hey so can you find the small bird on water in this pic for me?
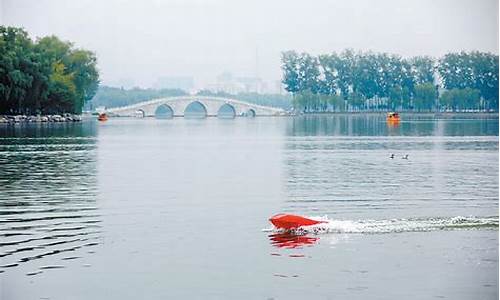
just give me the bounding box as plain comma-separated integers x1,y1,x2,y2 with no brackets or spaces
402,154,409,159
390,153,395,159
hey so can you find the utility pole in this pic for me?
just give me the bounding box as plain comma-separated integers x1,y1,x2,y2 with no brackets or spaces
255,47,259,80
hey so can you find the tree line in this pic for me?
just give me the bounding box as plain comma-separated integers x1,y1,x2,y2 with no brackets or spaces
196,90,293,110
88,85,187,109
281,50,498,112
0,26,99,115
90,87,293,110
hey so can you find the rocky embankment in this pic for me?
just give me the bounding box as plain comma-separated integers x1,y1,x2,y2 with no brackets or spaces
0,114,82,124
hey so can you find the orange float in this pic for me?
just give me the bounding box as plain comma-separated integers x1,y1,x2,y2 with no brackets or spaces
269,214,326,230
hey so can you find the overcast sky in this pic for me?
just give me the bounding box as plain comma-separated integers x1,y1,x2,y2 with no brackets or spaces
1,0,498,88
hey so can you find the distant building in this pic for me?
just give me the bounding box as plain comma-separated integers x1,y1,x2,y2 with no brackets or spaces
209,72,283,94
114,78,136,89
154,76,194,91
236,76,263,93
211,72,245,94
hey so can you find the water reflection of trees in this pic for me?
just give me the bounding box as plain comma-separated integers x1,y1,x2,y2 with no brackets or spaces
286,114,498,137
0,121,101,275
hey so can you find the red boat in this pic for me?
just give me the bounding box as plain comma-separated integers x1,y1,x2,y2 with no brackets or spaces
387,112,400,123
97,113,108,121
269,214,326,230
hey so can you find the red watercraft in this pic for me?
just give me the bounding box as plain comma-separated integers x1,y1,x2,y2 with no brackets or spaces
269,214,326,230
97,113,108,121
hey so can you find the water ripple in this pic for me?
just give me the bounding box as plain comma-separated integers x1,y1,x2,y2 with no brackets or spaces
0,131,100,276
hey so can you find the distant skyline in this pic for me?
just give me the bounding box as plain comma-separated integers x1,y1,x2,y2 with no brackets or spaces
1,0,498,89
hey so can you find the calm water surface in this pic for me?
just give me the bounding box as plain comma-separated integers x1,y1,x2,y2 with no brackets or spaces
0,114,498,299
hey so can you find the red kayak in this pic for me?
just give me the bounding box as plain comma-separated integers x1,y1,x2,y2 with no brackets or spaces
269,214,326,230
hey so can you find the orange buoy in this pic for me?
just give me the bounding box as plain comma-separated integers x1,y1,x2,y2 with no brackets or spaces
269,214,326,230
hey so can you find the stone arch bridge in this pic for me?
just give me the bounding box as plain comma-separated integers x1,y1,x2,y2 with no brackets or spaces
105,96,285,118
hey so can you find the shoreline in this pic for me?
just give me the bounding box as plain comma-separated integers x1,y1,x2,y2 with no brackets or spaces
1,111,497,123
294,111,499,118
0,114,82,124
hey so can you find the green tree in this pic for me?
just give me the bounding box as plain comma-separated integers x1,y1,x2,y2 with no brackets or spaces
46,62,77,113
297,52,320,93
67,49,99,113
0,27,100,114
438,51,498,109
336,50,356,100
411,56,435,85
440,88,481,111
34,35,72,113
0,27,36,114
413,83,437,111
388,85,405,111
281,48,497,112
281,51,301,94
352,52,378,100
317,54,338,96
467,52,498,109
327,94,344,111
377,53,406,98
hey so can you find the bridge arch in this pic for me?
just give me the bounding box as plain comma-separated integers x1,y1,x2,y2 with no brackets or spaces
245,109,256,117
184,101,207,118
135,109,146,118
217,103,236,119
155,104,174,119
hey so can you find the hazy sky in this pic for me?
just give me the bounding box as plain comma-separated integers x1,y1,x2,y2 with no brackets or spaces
1,0,498,88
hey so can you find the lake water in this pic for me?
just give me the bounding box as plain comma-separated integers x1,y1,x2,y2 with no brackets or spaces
0,114,498,300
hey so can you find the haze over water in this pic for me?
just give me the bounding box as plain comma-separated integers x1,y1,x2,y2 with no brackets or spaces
0,114,498,299
2,0,498,87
